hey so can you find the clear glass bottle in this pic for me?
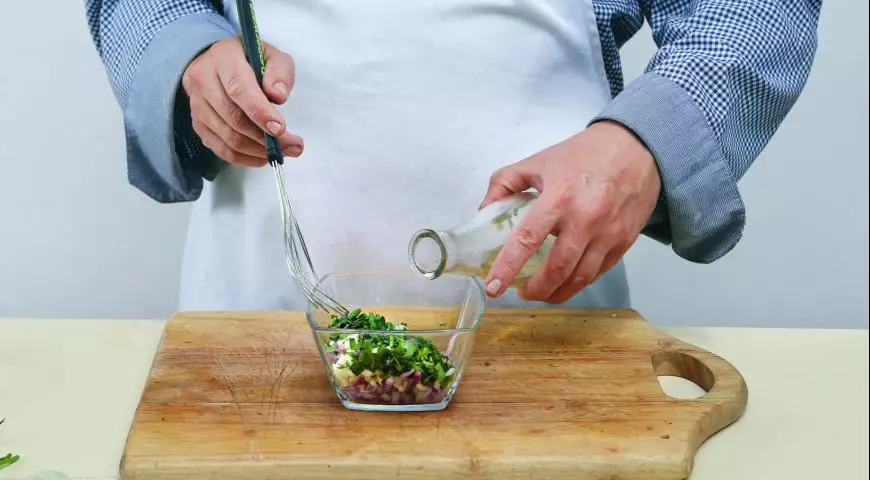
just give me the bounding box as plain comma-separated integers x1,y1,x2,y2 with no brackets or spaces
407,191,555,288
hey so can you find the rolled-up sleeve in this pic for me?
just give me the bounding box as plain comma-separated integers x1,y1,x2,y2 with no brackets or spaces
86,1,237,203
591,0,821,263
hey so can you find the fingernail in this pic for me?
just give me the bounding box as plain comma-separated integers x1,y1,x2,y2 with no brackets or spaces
273,82,288,97
266,121,282,136
284,145,303,157
485,279,502,297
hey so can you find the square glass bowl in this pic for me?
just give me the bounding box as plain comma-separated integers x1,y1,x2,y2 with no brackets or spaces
306,271,485,412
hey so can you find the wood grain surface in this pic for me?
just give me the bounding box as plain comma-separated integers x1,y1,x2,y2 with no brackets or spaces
120,308,748,479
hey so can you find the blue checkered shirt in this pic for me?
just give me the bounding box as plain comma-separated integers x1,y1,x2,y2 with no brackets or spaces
85,0,821,263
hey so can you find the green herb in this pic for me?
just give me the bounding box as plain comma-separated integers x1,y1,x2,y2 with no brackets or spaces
0,419,20,471
0,454,19,471
492,212,511,231
327,308,404,334
326,310,455,386
491,205,522,232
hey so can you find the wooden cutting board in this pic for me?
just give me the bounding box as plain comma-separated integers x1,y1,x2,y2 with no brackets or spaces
120,308,748,479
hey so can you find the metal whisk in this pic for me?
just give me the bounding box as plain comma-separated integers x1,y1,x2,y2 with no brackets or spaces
272,165,350,316
236,0,350,317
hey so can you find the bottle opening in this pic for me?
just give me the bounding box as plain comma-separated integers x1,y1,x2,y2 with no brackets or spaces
408,229,447,279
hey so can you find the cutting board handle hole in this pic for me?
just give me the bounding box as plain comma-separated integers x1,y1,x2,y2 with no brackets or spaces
652,351,713,400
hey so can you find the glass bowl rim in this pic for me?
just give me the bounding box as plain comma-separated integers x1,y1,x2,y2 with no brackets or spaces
304,269,486,335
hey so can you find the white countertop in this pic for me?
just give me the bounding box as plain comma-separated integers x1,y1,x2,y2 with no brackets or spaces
0,318,867,480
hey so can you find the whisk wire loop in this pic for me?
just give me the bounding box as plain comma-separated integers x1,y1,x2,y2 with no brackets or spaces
273,164,350,317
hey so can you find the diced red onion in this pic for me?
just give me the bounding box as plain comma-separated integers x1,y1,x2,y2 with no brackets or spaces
338,371,451,405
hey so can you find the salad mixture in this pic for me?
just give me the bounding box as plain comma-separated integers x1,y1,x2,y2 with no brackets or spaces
324,309,456,405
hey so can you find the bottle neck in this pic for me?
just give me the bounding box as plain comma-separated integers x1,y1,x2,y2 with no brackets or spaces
408,229,455,279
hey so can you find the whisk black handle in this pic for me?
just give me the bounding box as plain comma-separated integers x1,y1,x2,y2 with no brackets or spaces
235,0,284,166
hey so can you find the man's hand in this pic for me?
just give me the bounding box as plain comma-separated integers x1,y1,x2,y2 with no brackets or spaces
480,120,661,303
181,37,304,167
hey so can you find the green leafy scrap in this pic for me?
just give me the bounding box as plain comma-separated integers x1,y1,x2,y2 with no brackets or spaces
0,419,20,471
0,454,19,471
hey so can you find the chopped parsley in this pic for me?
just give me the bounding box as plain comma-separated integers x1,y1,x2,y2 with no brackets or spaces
327,308,402,333
326,308,455,386
0,454,18,471
0,419,19,471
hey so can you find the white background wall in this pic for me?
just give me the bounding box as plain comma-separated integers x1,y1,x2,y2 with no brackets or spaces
0,1,867,328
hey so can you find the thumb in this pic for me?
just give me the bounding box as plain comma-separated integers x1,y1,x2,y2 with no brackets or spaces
262,42,295,104
479,159,539,209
